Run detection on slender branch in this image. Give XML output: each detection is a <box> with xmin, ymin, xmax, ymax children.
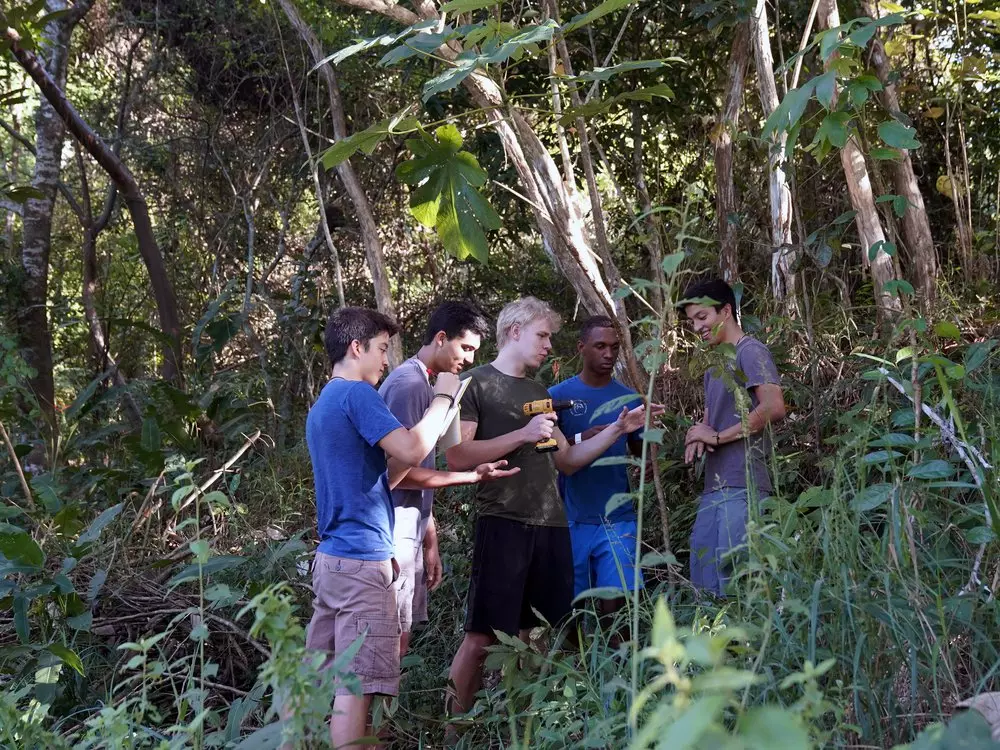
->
<box><xmin>0</xmin><ymin>417</ymin><xmax>34</xmax><ymax>510</ymax></box>
<box><xmin>878</xmin><ymin>368</ymin><xmax>992</xmax><ymax>593</ymax></box>
<box><xmin>790</xmin><ymin>0</ymin><xmax>822</xmax><ymax>91</ymax></box>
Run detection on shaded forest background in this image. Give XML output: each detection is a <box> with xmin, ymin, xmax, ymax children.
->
<box><xmin>1</xmin><ymin>0</ymin><xmax>1000</xmax><ymax>746</ymax></box>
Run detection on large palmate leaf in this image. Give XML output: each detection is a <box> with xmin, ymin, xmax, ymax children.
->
<box><xmin>395</xmin><ymin>125</ymin><xmax>501</xmax><ymax>263</ymax></box>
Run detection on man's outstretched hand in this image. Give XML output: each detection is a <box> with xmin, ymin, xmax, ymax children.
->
<box><xmin>614</xmin><ymin>403</ymin><xmax>665</xmax><ymax>434</ymax></box>
<box><xmin>474</xmin><ymin>460</ymin><xmax>521</xmax><ymax>482</ymax></box>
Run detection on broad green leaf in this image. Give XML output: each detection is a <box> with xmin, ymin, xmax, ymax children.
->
<box><xmin>13</xmin><ymin>596</ymin><xmax>30</xmax><ymax>643</ymax></box>
<box><xmin>76</xmin><ymin>503</ymin><xmax>124</xmax><ymax>547</ymax></box>
<box><xmin>190</xmin><ymin>539</ymin><xmax>211</xmax><ymax>563</ymax></box>
<box><xmin>396</xmin><ymin>128</ymin><xmax>499</xmax><ymax>262</ymax></box>
<box><xmin>878</xmin><ymin>119</ymin><xmax>921</xmax><ymax>149</ymax></box>
<box><xmin>658</xmin><ymin>695</ymin><xmax>726</xmax><ymax>749</ymax></box>
<box><xmin>422</xmin><ymin>22</ymin><xmax>557</xmax><ymax>100</ymax></box>
<box><xmin>964</xmin><ymin>341</ymin><xmax>996</xmax><ymax>373</ymax></box>
<box><xmin>814</xmin><ymin>70</ymin><xmax>837</xmax><ymax>109</ymax></box>
<box><xmin>907</xmin><ymin>459</ymin><xmax>954</xmax><ymax>479</ymax></box>
<box><xmin>883</xmin><ymin>279</ymin><xmax>914</xmax><ymax>297</ymax></box>
<box><xmin>620</xmin><ymin>84</ymin><xmax>675</xmax><ymax>103</ymax></box>
<box><xmin>819</xmin><ymin>28</ymin><xmax>843</xmax><ymax>61</ymax></box>
<box><xmin>868</xmin><ymin>433</ymin><xmax>917</xmax><ymax>447</ymax></box>
<box><xmin>315</xmin><ymin>20</ymin><xmax>439</xmax><ymax>68</ymax></box>
<box><xmin>871</xmin><ymin>146</ymin><xmax>901</xmax><ymax>160</ymax></box>
<box><xmin>763</xmin><ymin>83</ymin><xmax>813</xmax><ymax>137</ymax></box>
<box><xmin>815</xmin><ymin>111</ymin><xmax>850</xmax><ymax>149</ymax></box>
<box><xmin>570</xmin><ymin>59</ymin><xmax>667</xmax><ymax>82</ymax></box>
<box><xmin>934</xmin><ymin>321</ymin><xmax>962</xmax><ymax>340</ymax></box>
<box><xmin>573</xmin><ymin>586</ymin><xmax>627</xmax><ymax>603</ymax></box>
<box><xmin>563</xmin><ymin>0</ymin><xmax>636</xmax><ymax>33</ymax></box>
<box><xmin>662</xmin><ymin>252</ymin><xmax>685</xmax><ymax>276</ymax></box>
<box><xmin>862</xmin><ymin>449</ymin><xmax>903</xmax><ymax>464</ymax></box>
<box><xmin>47</xmin><ymin>644</ymin><xmax>85</xmax><ymax>676</ymax></box>
<box><xmin>846</xmin><ymin>21</ymin><xmax>877</xmax><ymax>49</ymax></box>
<box><xmin>141</xmin><ymin>416</ymin><xmax>160</xmax><ymax>452</ymax></box>
<box><xmin>378</xmin><ymin>31</ymin><xmax>451</xmax><ymax>66</ymax></box>
<box><xmin>852</xmin><ymin>483</ymin><xmax>894</xmax><ymax>511</ymax></box>
<box><xmin>320</xmin><ymin>115</ymin><xmax>421</xmax><ymax>170</ymax></box>
<box><xmin>0</xmin><ymin>531</ymin><xmax>44</xmax><ymax>568</ymax></box>
<box><xmin>892</xmin><ymin>194</ymin><xmax>909</xmax><ymax>216</ymax></box>
<box><xmin>168</xmin><ymin>555</ymin><xmax>247</xmax><ymax>589</ymax></box>
<box><xmin>740</xmin><ymin>706</ymin><xmax>811</xmax><ymax>749</ymax></box>
<box><xmin>441</xmin><ymin>0</ymin><xmax>497</xmax><ymax>11</ymax></box>
<box><xmin>965</xmin><ymin>526</ymin><xmax>995</xmax><ymax>545</ymax></box>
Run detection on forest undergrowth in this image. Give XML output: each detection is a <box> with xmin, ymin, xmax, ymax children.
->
<box><xmin>2</xmin><ymin>281</ymin><xmax>1000</xmax><ymax>749</ymax></box>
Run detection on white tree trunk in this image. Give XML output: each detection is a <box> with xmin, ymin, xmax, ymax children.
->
<box><xmin>749</xmin><ymin>0</ymin><xmax>797</xmax><ymax>304</ymax></box>
<box><xmin>818</xmin><ymin>0</ymin><xmax>902</xmax><ymax>319</ymax></box>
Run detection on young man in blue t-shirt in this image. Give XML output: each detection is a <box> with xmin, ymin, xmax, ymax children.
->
<box><xmin>303</xmin><ymin>307</ymin><xmax>516</xmax><ymax>749</ymax></box>
<box><xmin>549</xmin><ymin>316</ymin><xmax>645</xmax><ymax>635</ymax></box>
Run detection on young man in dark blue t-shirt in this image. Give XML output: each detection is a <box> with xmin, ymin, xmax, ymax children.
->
<box><xmin>549</xmin><ymin>316</ymin><xmax>645</xmax><ymax>633</ymax></box>
<box><xmin>303</xmin><ymin>307</ymin><xmax>515</xmax><ymax>749</ymax></box>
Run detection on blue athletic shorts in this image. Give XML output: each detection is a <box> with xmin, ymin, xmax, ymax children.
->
<box><xmin>569</xmin><ymin>519</ymin><xmax>644</xmax><ymax>597</ymax></box>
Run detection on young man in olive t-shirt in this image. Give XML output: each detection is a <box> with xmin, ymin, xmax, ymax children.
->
<box><xmin>444</xmin><ymin>297</ymin><xmax>656</xmax><ymax>716</ymax></box>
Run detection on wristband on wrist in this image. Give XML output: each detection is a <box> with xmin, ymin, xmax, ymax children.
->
<box><xmin>574</xmin><ymin>432</ymin><xmax>582</xmax><ymax>446</ymax></box>
<box><xmin>715</xmin><ymin>431</ymin><xmax>720</xmax><ymax>445</ymax></box>
<box><xmin>433</xmin><ymin>392</ymin><xmax>455</xmax><ymax>407</ymax></box>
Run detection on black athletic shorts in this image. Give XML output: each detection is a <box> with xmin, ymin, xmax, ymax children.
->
<box><xmin>464</xmin><ymin>515</ymin><xmax>574</xmax><ymax>636</ymax></box>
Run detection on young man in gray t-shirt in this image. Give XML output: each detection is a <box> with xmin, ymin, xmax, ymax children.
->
<box><xmin>681</xmin><ymin>279</ymin><xmax>786</xmax><ymax>596</ymax></box>
<box><xmin>378</xmin><ymin>301</ymin><xmax>490</xmax><ymax>657</ymax></box>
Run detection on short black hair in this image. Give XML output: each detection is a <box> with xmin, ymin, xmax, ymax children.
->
<box><xmin>680</xmin><ymin>279</ymin><xmax>737</xmax><ymax>315</ymax></box>
<box><xmin>421</xmin><ymin>300</ymin><xmax>490</xmax><ymax>345</ymax></box>
<box><xmin>324</xmin><ymin>307</ymin><xmax>400</xmax><ymax>365</ymax></box>
<box><xmin>579</xmin><ymin>315</ymin><xmax>616</xmax><ymax>343</ymax></box>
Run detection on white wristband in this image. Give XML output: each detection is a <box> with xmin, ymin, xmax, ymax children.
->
<box><xmin>574</xmin><ymin>433</ymin><xmax>582</xmax><ymax>445</ymax></box>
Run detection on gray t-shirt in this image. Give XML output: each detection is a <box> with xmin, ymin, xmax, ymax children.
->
<box><xmin>378</xmin><ymin>357</ymin><xmax>434</xmax><ymax>540</ymax></box>
<box><xmin>703</xmin><ymin>337</ymin><xmax>781</xmax><ymax>494</ymax></box>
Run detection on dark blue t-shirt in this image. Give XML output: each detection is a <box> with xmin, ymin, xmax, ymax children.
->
<box><xmin>549</xmin><ymin>376</ymin><xmax>642</xmax><ymax>524</ymax></box>
<box><xmin>306</xmin><ymin>378</ymin><xmax>403</xmax><ymax>560</ymax></box>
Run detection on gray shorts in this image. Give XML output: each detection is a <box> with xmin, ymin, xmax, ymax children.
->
<box><xmin>393</xmin><ymin>507</ymin><xmax>428</xmax><ymax>633</ymax></box>
<box><xmin>690</xmin><ymin>488</ymin><xmax>753</xmax><ymax>597</ymax></box>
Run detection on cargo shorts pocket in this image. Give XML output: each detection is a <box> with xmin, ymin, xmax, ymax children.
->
<box><xmin>354</xmin><ymin>617</ymin><xmax>401</xmax><ymax>678</ymax></box>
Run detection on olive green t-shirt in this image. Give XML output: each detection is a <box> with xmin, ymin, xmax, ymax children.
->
<box><xmin>460</xmin><ymin>364</ymin><xmax>566</xmax><ymax>527</ymax></box>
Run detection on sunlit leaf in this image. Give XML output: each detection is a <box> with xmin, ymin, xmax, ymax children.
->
<box><xmin>934</xmin><ymin>321</ymin><xmax>962</xmax><ymax>340</ymax></box>
<box><xmin>878</xmin><ymin>119</ymin><xmax>920</xmax><ymax>149</ymax></box>
<box><xmin>563</xmin><ymin>0</ymin><xmax>636</xmax><ymax>33</ymax></box>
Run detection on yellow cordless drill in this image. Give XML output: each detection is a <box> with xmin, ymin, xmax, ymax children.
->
<box><xmin>522</xmin><ymin>398</ymin><xmax>579</xmax><ymax>453</ymax></box>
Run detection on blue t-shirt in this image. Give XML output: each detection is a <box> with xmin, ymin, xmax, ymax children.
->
<box><xmin>306</xmin><ymin>378</ymin><xmax>403</xmax><ymax>560</ymax></box>
<box><xmin>549</xmin><ymin>377</ymin><xmax>642</xmax><ymax>524</ymax></box>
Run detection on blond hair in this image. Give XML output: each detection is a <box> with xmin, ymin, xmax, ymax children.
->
<box><xmin>496</xmin><ymin>296</ymin><xmax>561</xmax><ymax>348</ymax></box>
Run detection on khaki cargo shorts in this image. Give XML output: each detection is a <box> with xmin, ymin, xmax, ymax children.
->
<box><xmin>305</xmin><ymin>552</ymin><xmax>401</xmax><ymax>696</ymax></box>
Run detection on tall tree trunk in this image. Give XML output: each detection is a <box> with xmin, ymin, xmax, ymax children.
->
<box><xmin>4</xmin><ymin>18</ymin><xmax>184</xmax><ymax>382</ymax></box>
<box><xmin>15</xmin><ymin>0</ymin><xmax>87</xmax><ymax>432</ymax></box>
<box><xmin>817</xmin><ymin>0</ymin><xmax>902</xmax><ymax>319</ymax></box>
<box><xmin>861</xmin><ymin>0</ymin><xmax>937</xmax><ymax>308</ymax></box>
<box><xmin>632</xmin><ymin>106</ymin><xmax>667</xmax><ymax>313</ymax></box>
<box><xmin>749</xmin><ymin>0</ymin><xmax>797</xmax><ymax>305</ymax></box>
<box><xmin>714</xmin><ymin>21</ymin><xmax>751</xmax><ymax>284</ymax></box>
<box><xmin>330</xmin><ymin>0</ymin><xmax>645</xmax><ymax>388</ymax></box>
<box><xmin>277</xmin><ymin>0</ymin><xmax>402</xmax><ymax>369</ymax></box>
